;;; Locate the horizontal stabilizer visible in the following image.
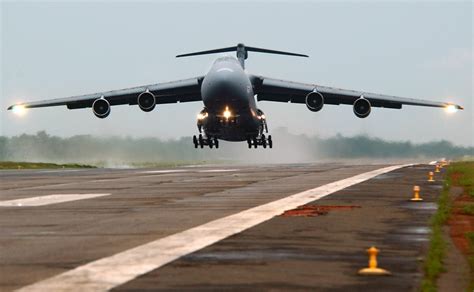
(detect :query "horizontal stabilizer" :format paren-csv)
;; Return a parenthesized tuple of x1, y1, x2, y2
(176, 46, 237, 58)
(245, 46, 308, 57)
(176, 43, 308, 58)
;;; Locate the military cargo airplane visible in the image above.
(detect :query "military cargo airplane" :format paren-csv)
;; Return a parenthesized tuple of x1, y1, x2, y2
(8, 43, 463, 149)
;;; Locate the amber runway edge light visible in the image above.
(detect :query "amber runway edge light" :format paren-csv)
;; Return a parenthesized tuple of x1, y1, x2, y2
(410, 186, 423, 202)
(358, 246, 391, 276)
(428, 172, 435, 182)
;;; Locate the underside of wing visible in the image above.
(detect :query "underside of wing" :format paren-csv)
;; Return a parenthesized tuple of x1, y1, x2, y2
(251, 75, 463, 117)
(7, 77, 204, 114)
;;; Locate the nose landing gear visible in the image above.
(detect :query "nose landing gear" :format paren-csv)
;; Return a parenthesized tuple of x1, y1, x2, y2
(193, 134, 219, 149)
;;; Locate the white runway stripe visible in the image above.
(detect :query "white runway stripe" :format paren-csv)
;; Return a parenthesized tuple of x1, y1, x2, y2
(0, 194, 110, 207)
(139, 170, 188, 174)
(16, 164, 410, 292)
(198, 169, 239, 173)
(139, 169, 238, 174)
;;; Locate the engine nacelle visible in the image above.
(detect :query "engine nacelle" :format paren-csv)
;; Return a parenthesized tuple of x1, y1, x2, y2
(353, 97, 371, 118)
(137, 91, 156, 112)
(92, 98, 110, 119)
(305, 91, 324, 112)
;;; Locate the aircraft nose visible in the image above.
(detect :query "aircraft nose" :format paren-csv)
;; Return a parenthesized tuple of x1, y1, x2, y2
(203, 69, 242, 100)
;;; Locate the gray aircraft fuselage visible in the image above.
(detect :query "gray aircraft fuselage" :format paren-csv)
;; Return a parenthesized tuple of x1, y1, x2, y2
(199, 56, 262, 142)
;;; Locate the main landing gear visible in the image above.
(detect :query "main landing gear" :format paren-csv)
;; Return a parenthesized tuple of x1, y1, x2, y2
(193, 134, 219, 149)
(247, 134, 272, 149)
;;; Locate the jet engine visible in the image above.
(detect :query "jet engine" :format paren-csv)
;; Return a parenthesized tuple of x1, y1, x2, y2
(92, 98, 110, 119)
(353, 96, 371, 118)
(305, 91, 324, 112)
(137, 91, 156, 112)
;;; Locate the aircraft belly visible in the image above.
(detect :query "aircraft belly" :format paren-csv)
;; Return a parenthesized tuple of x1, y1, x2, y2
(202, 113, 260, 142)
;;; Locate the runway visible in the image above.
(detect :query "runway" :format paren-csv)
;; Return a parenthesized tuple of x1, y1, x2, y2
(0, 163, 442, 291)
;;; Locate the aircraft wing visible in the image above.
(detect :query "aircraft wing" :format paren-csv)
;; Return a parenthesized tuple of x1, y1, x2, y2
(251, 75, 464, 110)
(7, 77, 204, 110)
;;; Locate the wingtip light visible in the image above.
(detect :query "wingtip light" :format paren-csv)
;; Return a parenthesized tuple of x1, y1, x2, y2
(11, 105, 27, 116)
(445, 104, 458, 114)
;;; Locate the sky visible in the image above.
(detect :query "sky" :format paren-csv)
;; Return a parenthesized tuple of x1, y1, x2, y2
(1, 0, 473, 146)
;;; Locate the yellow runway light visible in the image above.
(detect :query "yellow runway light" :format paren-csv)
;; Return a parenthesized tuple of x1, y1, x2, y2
(428, 172, 435, 182)
(435, 164, 440, 173)
(358, 246, 391, 276)
(410, 186, 423, 201)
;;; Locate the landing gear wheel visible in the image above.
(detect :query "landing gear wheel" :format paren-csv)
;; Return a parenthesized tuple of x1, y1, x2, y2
(193, 135, 198, 148)
(268, 135, 273, 149)
(198, 135, 204, 148)
(253, 138, 258, 148)
(214, 138, 219, 149)
(262, 135, 267, 148)
(247, 138, 252, 149)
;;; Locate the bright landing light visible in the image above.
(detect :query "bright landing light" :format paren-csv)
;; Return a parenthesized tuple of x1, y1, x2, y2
(12, 105, 27, 116)
(445, 104, 458, 114)
(197, 112, 208, 120)
(223, 106, 231, 119)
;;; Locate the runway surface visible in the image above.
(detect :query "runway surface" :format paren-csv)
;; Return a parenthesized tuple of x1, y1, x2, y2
(0, 163, 442, 291)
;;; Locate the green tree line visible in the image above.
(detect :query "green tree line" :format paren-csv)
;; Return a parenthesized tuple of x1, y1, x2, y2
(0, 130, 472, 165)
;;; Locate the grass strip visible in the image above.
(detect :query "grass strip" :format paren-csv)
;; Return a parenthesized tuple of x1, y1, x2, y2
(0, 161, 96, 169)
(421, 164, 453, 292)
(462, 204, 474, 215)
(421, 161, 474, 291)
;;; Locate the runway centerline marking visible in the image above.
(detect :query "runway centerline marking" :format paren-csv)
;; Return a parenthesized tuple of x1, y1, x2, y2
(16, 164, 411, 292)
(0, 193, 111, 207)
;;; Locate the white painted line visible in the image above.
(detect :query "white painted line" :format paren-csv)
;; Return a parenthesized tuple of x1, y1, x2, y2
(429, 161, 438, 165)
(139, 170, 188, 174)
(36, 170, 84, 174)
(0, 194, 110, 207)
(10, 171, 187, 192)
(198, 169, 239, 173)
(140, 169, 238, 174)
(16, 164, 411, 292)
